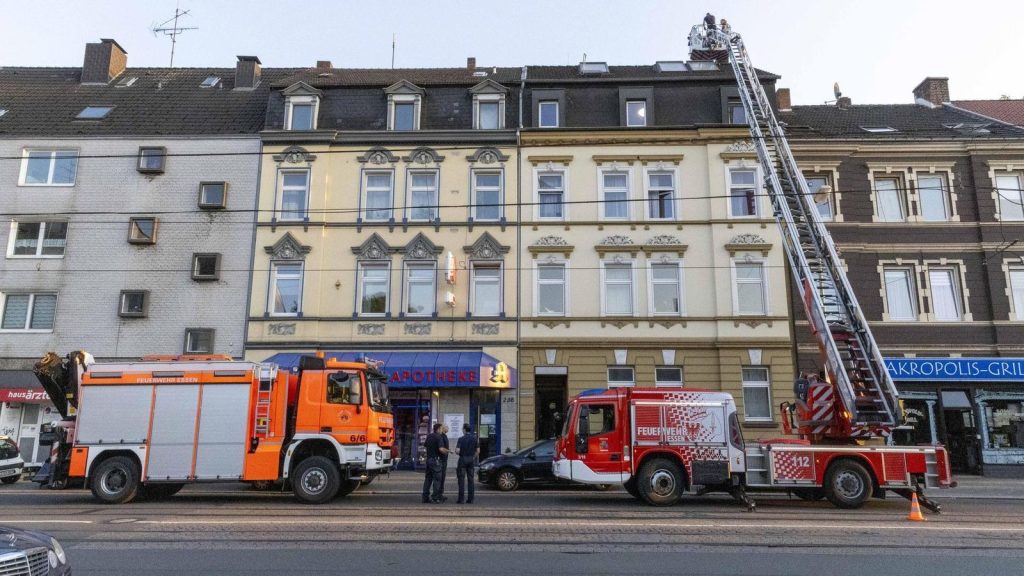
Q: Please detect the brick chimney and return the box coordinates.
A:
[316,60,332,69]
[913,77,949,106]
[776,88,792,111]
[467,57,476,70]
[235,55,262,90]
[81,38,127,84]
[837,96,852,109]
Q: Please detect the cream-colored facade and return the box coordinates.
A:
[517,129,794,446]
[247,138,520,464]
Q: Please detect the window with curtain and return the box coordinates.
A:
[884,267,918,320]
[875,177,906,222]
[603,263,634,315]
[270,263,303,315]
[928,267,962,321]
[734,262,766,315]
[363,171,393,221]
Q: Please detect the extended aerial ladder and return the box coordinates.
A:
[690,25,901,442]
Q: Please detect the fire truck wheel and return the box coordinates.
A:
[90,456,141,504]
[336,479,361,498]
[637,457,685,506]
[292,456,341,504]
[0,476,18,485]
[624,478,641,499]
[495,469,521,491]
[824,460,872,509]
[792,488,825,501]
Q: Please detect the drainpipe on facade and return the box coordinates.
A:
[514,65,527,452]
[242,140,264,360]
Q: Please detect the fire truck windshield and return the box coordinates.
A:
[562,401,575,438]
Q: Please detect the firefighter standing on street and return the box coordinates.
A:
[421,423,448,503]
[438,424,451,500]
[455,423,480,504]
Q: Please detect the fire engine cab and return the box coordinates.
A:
[33,351,393,504]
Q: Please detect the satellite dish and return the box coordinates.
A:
[833,82,842,99]
[812,184,833,204]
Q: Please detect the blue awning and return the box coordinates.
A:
[263,350,516,389]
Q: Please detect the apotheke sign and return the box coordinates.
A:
[885,357,1024,382]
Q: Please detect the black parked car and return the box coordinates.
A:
[0,525,71,575]
[477,439,613,492]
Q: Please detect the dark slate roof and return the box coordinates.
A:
[272,67,523,89]
[779,104,1024,139]
[525,64,778,82]
[0,67,300,136]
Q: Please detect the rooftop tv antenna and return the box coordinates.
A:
[151,4,198,67]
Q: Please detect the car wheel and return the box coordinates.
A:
[292,456,341,504]
[792,487,825,501]
[636,457,685,507]
[495,468,520,491]
[90,456,141,504]
[0,475,18,485]
[824,460,872,509]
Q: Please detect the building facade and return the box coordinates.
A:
[781,78,1024,476]
[516,61,795,447]
[0,40,287,465]
[245,63,521,468]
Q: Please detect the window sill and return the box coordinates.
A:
[268,313,300,318]
[0,329,54,334]
[191,276,220,282]
[17,183,76,188]
[742,421,778,428]
[199,204,227,210]
[6,254,65,259]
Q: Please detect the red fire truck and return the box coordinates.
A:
[552,21,956,511]
[34,351,393,504]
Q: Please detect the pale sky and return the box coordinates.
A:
[2,0,1022,105]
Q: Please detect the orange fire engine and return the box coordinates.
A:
[34,351,393,504]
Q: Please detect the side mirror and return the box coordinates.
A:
[349,380,362,413]
[575,434,588,454]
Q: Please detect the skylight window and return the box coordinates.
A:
[579,62,609,75]
[944,122,991,135]
[655,61,688,72]
[116,76,138,88]
[0,109,7,118]
[860,126,898,133]
[200,76,221,88]
[687,61,719,71]
[76,106,113,120]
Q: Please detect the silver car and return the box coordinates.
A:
[0,437,24,485]
[0,526,71,575]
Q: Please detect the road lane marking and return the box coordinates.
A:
[0,520,93,524]
[127,518,1024,532]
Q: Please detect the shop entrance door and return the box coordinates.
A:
[470,389,500,460]
[535,375,567,441]
[17,404,42,466]
[943,407,981,474]
[392,392,432,471]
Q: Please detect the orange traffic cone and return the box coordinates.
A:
[907,492,926,522]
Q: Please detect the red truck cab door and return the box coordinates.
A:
[570,400,627,483]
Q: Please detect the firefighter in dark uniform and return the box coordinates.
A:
[438,424,450,499]
[421,423,448,503]
[455,423,480,504]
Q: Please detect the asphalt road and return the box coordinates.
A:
[2,474,1023,575]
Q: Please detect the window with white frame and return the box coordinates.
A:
[1010,267,1024,320]
[601,171,630,219]
[471,263,501,316]
[536,263,566,315]
[883,266,919,321]
[474,96,503,130]
[727,98,746,125]
[279,170,310,221]
[607,366,636,387]
[184,329,214,354]
[270,262,303,316]
[655,366,684,387]
[358,263,390,315]
[286,96,317,130]
[928,266,963,321]
[537,171,565,219]
[649,262,683,315]
[1,293,57,331]
[625,100,647,127]
[804,173,833,221]
[390,97,420,131]
[8,221,67,257]
[917,173,951,222]
[741,366,772,421]
[363,171,393,221]
[472,171,502,221]
[404,263,436,316]
[538,101,559,128]
[408,171,438,221]
[996,173,1024,221]
[874,177,906,222]
[734,261,767,315]
[19,150,78,186]
[647,172,675,219]
[728,168,758,217]
[602,263,634,316]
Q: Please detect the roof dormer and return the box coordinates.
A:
[281,81,323,130]
[469,79,509,130]
[384,80,425,131]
